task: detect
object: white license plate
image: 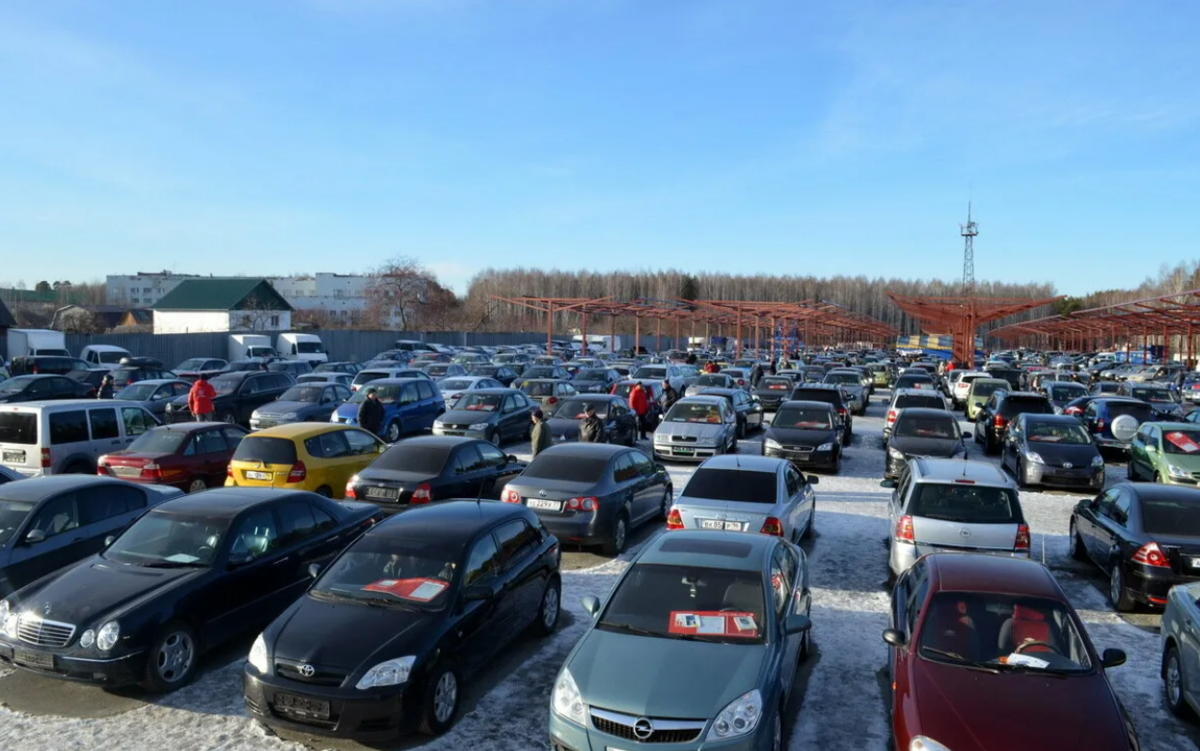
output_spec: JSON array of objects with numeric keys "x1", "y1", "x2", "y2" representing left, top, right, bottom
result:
[
  {"x1": 701, "y1": 519, "x2": 743, "y2": 531},
  {"x1": 673, "y1": 447, "x2": 695, "y2": 455},
  {"x1": 2, "y1": 450, "x2": 25, "y2": 464},
  {"x1": 1190, "y1": 558, "x2": 1200, "y2": 570},
  {"x1": 527, "y1": 499, "x2": 563, "y2": 511},
  {"x1": 365, "y1": 487, "x2": 397, "y2": 500},
  {"x1": 111, "y1": 466, "x2": 142, "y2": 478},
  {"x1": 245, "y1": 470, "x2": 272, "y2": 481}
]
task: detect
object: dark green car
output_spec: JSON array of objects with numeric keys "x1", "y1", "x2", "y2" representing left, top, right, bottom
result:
[
  {"x1": 1128, "y1": 421, "x2": 1200, "y2": 485},
  {"x1": 549, "y1": 531, "x2": 812, "y2": 751}
]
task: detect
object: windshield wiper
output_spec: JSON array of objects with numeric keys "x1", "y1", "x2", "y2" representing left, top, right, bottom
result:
[
  {"x1": 920, "y1": 646, "x2": 1000, "y2": 674},
  {"x1": 141, "y1": 560, "x2": 205, "y2": 569},
  {"x1": 598, "y1": 621, "x2": 687, "y2": 639}
]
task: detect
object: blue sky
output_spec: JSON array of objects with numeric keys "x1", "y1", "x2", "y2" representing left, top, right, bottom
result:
[{"x1": 1, "y1": 0, "x2": 1197, "y2": 296}]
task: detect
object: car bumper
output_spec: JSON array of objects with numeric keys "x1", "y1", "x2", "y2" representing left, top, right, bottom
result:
[
  {"x1": 763, "y1": 446, "x2": 836, "y2": 468},
  {"x1": 1093, "y1": 437, "x2": 1131, "y2": 450},
  {"x1": 539, "y1": 513, "x2": 609, "y2": 546},
  {"x1": 1022, "y1": 463, "x2": 1105, "y2": 488},
  {"x1": 1125, "y1": 565, "x2": 1200, "y2": 606},
  {"x1": 549, "y1": 712, "x2": 773, "y2": 751},
  {"x1": 755, "y1": 396, "x2": 786, "y2": 411},
  {"x1": 431, "y1": 426, "x2": 490, "y2": 440},
  {"x1": 890, "y1": 541, "x2": 1029, "y2": 576},
  {"x1": 0, "y1": 641, "x2": 146, "y2": 686},
  {"x1": 243, "y1": 669, "x2": 412, "y2": 741},
  {"x1": 653, "y1": 443, "x2": 720, "y2": 462}
]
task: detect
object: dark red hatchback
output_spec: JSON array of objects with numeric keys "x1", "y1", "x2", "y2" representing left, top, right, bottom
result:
[
  {"x1": 97, "y1": 422, "x2": 248, "y2": 493},
  {"x1": 882, "y1": 554, "x2": 1138, "y2": 751}
]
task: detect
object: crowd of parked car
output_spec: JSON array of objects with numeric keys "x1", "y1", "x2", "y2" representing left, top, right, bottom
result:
[{"x1": 1, "y1": 339, "x2": 1200, "y2": 747}]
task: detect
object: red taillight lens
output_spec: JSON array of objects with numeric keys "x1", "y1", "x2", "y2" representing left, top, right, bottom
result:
[
  {"x1": 502, "y1": 487, "x2": 521, "y2": 504},
  {"x1": 993, "y1": 414, "x2": 1008, "y2": 428},
  {"x1": 547, "y1": 397, "x2": 558, "y2": 404},
  {"x1": 1096, "y1": 419, "x2": 1105, "y2": 432},
  {"x1": 1132, "y1": 541, "x2": 1169, "y2": 567},
  {"x1": 41, "y1": 448, "x2": 51, "y2": 469},
  {"x1": 666, "y1": 507, "x2": 684, "y2": 530},
  {"x1": 760, "y1": 517, "x2": 784, "y2": 536},
  {"x1": 566, "y1": 496, "x2": 598, "y2": 511},
  {"x1": 737, "y1": 379, "x2": 745, "y2": 386},
  {"x1": 344, "y1": 478, "x2": 358, "y2": 500},
  {"x1": 1015, "y1": 523, "x2": 1031, "y2": 552},
  {"x1": 141, "y1": 462, "x2": 163, "y2": 480},
  {"x1": 286, "y1": 461, "x2": 307, "y2": 483},
  {"x1": 97, "y1": 458, "x2": 109, "y2": 476},
  {"x1": 886, "y1": 409, "x2": 897, "y2": 424},
  {"x1": 411, "y1": 482, "x2": 433, "y2": 504},
  {"x1": 894, "y1": 515, "x2": 915, "y2": 542},
  {"x1": 838, "y1": 408, "x2": 847, "y2": 416}
]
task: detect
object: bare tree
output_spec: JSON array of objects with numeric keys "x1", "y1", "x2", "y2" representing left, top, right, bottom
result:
[{"x1": 362, "y1": 256, "x2": 435, "y2": 330}]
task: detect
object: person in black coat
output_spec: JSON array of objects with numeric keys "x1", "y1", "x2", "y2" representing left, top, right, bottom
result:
[
  {"x1": 357, "y1": 388, "x2": 386, "y2": 438},
  {"x1": 97, "y1": 374, "x2": 115, "y2": 399}
]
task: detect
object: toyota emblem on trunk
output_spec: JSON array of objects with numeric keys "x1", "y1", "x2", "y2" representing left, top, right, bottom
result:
[
  {"x1": 299, "y1": 664, "x2": 315, "y2": 677},
  {"x1": 1062, "y1": 462, "x2": 1073, "y2": 469},
  {"x1": 633, "y1": 718, "x2": 654, "y2": 739}
]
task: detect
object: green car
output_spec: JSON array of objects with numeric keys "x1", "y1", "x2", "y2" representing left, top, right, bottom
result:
[
  {"x1": 868, "y1": 364, "x2": 892, "y2": 387},
  {"x1": 1128, "y1": 421, "x2": 1200, "y2": 485},
  {"x1": 965, "y1": 377, "x2": 1009, "y2": 420},
  {"x1": 549, "y1": 531, "x2": 812, "y2": 751}
]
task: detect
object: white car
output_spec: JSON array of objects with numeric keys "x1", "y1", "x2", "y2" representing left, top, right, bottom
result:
[
  {"x1": 438, "y1": 376, "x2": 505, "y2": 409},
  {"x1": 950, "y1": 370, "x2": 989, "y2": 408}
]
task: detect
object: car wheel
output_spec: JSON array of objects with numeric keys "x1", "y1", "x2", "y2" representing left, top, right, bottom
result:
[
  {"x1": 798, "y1": 619, "x2": 812, "y2": 663},
  {"x1": 802, "y1": 503, "x2": 816, "y2": 539},
  {"x1": 531, "y1": 577, "x2": 561, "y2": 636},
  {"x1": 603, "y1": 511, "x2": 629, "y2": 557},
  {"x1": 657, "y1": 485, "x2": 672, "y2": 520},
  {"x1": 418, "y1": 662, "x2": 461, "y2": 736},
  {"x1": 769, "y1": 709, "x2": 784, "y2": 751},
  {"x1": 219, "y1": 411, "x2": 237, "y2": 425},
  {"x1": 141, "y1": 621, "x2": 198, "y2": 692},
  {"x1": 187, "y1": 478, "x2": 207, "y2": 494},
  {"x1": 1109, "y1": 565, "x2": 1136, "y2": 612},
  {"x1": 1015, "y1": 459, "x2": 1029, "y2": 489},
  {"x1": 385, "y1": 420, "x2": 402, "y2": 443},
  {"x1": 1165, "y1": 646, "x2": 1192, "y2": 718},
  {"x1": 65, "y1": 461, "x2": 92, "y2": 475},
  {"x1": 1154, "y1": 472, "x2": 1163, "y2": 484},
  {"x1": 1069, "y1": 521, "x2": 1087, "y2": 562},
  {"x1": 487, "y1": 428, "x2": 501, "y2": 447},
  {"x1": 315, "y1": 485, "x2": 333, "y2": 498},
  {"x1": 737, "y1": 420, "x2": 746, "y2": 440}
]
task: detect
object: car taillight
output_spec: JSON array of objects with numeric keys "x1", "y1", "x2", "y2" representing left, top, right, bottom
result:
[
  {"x1": 838, "y1": 408, "x2": 847, "y2": 417},
  {"x1": 141, "y1": 462, "x2": 163, "y2": 480},
  {"x1": 993, "y1": 414, "x2": 1008, "y2": 427},
  {"x1": 411, "y1": 482, "x2": 433, "y2": 504},
  {"x1": 97, "y1": 457, "x2": 109, "y2": 476},
  {"x1": 502, "y1": 487, "x2": 521, "y2": 504},
  {"x1": 226, "y1": 466, "x2": 233, "y2": 478},
  {"x1": 1096, "y1": 418, "x2": 1105, "y2": 432},
  {"x1": 1015, "y1": 523, "x2": 1031, "y2": 552},
  {"x1": 894, "y1": 515, "x2": 914, "y2": 542},
  {"x1": 567, "y1": 496, "x2": 598, "y2": 511},
  {"x1": 886, "y1": 409, "x2": 897, "y2": 424},
  {"x1": 1132, "y1": 541, "x2": 1169, "y2": 567},
  {"x1": 547, "y1": 397, "x2": 558, "y2": 404},
  {"x1": 760, "y1": 517, "x2": 784, "y2": 536},
  {"x1": 737, "y1": 379, "x2": 745, "y2": 386},
  {"x1": 345, "y1": 476, "x2": 358, "y2": 499},
  {"x1": 666, "y1": 507, "x2": 684, "y2": 530},
  {"x1": 286, "y1": 461, "x2": 307, "y2": 483},
  {"x1": 41, "y1": 448, "x2": 51, "y2": 468}
]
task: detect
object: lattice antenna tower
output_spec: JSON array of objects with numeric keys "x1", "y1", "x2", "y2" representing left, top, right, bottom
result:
[{"x1": 960, "y1": 202, "x2": 978, "y2": 296}]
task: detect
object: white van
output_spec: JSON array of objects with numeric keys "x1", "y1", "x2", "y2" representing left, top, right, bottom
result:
[
  {"x1": 0, "y1": 400, "x2": 159, "y2": 477},
  {"x1": 80, "y1": 344, "x2": 133, "y2": 371},
  {"x1": 276, "y1": 333, "x2": 329, "y2": 364}
]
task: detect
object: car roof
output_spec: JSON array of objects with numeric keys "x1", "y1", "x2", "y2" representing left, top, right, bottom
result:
[
  {"x1": 537, "y1": 442, "x2": 627, "y2": 458},
  {"x1": 1017, "y1": 414, "x2": 1087, "y2": 425},
  {"x1": 0, "y1": 475, "x2": 137, "y2": 502},
  {"x1": 697, "y1": 454, "x2": 782, "y2": 473},
  {"x1": 366, "y1": 377, "x2": 429, "y2": 386},
  {"x1": 3, "y1": 398, "x2": 107, "y2": 410},
  {"x1": 368, "y1": 500, "x2": 532, "y2": 543},
  {"x1": 674, "y1": 395, "x2": 726, "y2": 405},
  {"x1": 1145, "y1": 421, "x2": 1197, "y2": 431},
  {"x1": 152, "y1": 487, "x2": 318, "y2": 518},
  {"x1": 891, "y1": 388, "x2": 942, "y2": 398},
  {"x1": 777, "y1": 399, "x2": 834, "y2": 411},
  {"x1": 125, "y1": 378, "x2": 188, "y2": 386},
  {"x1": 928, "y1": 553, "x2": 1061, "y2": 598},
  {"x1": 791, "y1": 383, "x2": 840, "y2": 391},
  {"x1": 1126, "y1": 482, "x2": 1200, "y2": 503},
  {"x1": 392, "y1": 435, "x2": 486, "y2": 449},
  {"x1": 638, "y1": 530, "x2": 772, "y2": 572},
  {"x1": 912, "y1": 458, "x2": 1011, "y2": 485},
  {"x1": 249, "y1": 423, "x2": 363, "y2": 440},
  {"x1": 697, "y1": 387, "x2": 738, "y2": 396}
]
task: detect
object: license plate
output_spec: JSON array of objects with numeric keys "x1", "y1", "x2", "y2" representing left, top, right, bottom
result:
[
  {"x1": 673, "y1": 447, "x2": 695, "y2": 456},
  {"x1": 14, "y1": 649, "x2": 54, "y2": 670},
  {"x1": 442, "y1": 431, "x2": 464, "y2": 436},
  {"x1": 274, "y1": 692, "x2": 331, "y2": 720},
  {"x1": 527, "y1": 499, "x2": 563, "y2": 511},
  {"x1": 111, "y1": 466, "x2": 142, "y2": 478},
  {"x1": 1, "y1": 450, "x2": 24, "y2": 464},
  {"x1": 701, "y1": 519, "x2": 743, "y2": 531},
  {"x1": 364, "y1": 486, "x2": 397, "y2": 500},
  {"x1": 1190, "y1": 558, "x2": 1200, "y2": 570},
  {"x1": 245, "y1": 470, "x2": 272, "y2": 481}
]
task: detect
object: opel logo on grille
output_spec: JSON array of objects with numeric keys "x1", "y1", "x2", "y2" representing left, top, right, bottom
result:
[
  {"x1": 298, "y1": 664, "x2": 315, "y2": 677},
  {"x1": 1062, "y1": 462, "x2": 1073, "y2": 469},
  {"x1": 959, "y1": 528, "x2": 971, "y2": 539},
  {"x1": 633, "y1": 718, "x2": 654, "y2": 739}
]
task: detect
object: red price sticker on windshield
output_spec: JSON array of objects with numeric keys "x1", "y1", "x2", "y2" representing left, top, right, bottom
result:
[
  {"x1": 1165, "y1": 432, "x2": 1200, "y2": 454},
  {"x1": 363, "y1": 578, "x2": 448, "y2": 601},
  {"x1": 669, "y1": 611, "x2": 758, "y2": 638}
]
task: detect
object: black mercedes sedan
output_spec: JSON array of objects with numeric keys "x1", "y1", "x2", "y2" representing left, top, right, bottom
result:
[
  {"x1": 1070, "y1": 483, "x2": 1200, "y2": 612},
  {"x1": 544, "y1": 395, "x2": 638, "y2": 446},
  {"x1": 0, "y1": 488, "x2": 382, "y2": 691},
  {"x1": 244, "y1": 501, "x2": 561, "y2": 740},
  {"x1": 345, "y1": 436, "x2": 526, "y2": 510},
  {"x1": 1000, "y1": 413, "x2": 1104, "y2": 490},
  {"x1": 762, "y1": 400, "x2": 842, "y2": 472},
  {"x1": 884, "y1": 407, "x2": 967, "y2": 480}
]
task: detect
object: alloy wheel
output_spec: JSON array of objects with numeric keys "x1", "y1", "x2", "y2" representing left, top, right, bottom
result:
[
  {"x1": 541, "y1": 584, "x2": 560, "y2": 631},
  {"x1": 613, "y1": 517, "x2": 627, "y2": 553},
  {"x1": 156, "y1": 631, "x2": 195, "y2": 684},
  {"x1": 433, "y1": 670, "x2": 458, "y2": 724},
  {"x1": 1167, "y1": 650, "x2": 1184, "y2": 710},
  {"x1": 187, "y1": 478, "x2": 207, "y2": 494}
]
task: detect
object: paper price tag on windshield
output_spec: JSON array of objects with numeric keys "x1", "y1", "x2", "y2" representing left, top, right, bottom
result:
[
  {"x1": 363, "y1": 578, "x2": 448, "y2": 601},
  {"x1": 669, "y1": 611, "x2": 757, "y2": 638},
  {"x1": 1000, "y1": 653, "x2": 1050, "y2": 669},
  {"x1": 1166, "y1": 432, "x2": 1200, "y2": 453}
]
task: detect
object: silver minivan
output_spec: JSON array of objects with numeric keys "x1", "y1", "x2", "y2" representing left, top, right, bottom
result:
[
  {"x1": 668, "y1": 454, "x2": 817, "y2": 541},
  {"x1": 0, "y1": 400, "x2": 159, "y2": 477},
  {"x1": 882, "y1": 457, "x2": 1029, "y2": 579}
]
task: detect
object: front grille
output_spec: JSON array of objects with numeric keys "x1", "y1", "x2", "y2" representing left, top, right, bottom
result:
[
  {"x1": 275, "y1": 661, "x2": 348, "y2": 687},
  {"x1": 672, "y1": 435, "x2": 698, "y2": 443},
  {"x1": 17, "y1": 615, "x2": 76, "y2": 648},
  {"x1": 785, "y1": 445, "x2": 814, "y2": 452},
  {"x1": 590, "y1": 707, "x2": 705, "y2": 744}
]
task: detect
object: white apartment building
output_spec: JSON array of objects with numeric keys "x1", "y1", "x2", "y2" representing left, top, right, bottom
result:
[
  {"x1": 268, "y1": 273, "x2": 373, "y2": 321},
  {"x1": 106, "y1": 272, "x2": 198, "y2": 307}
]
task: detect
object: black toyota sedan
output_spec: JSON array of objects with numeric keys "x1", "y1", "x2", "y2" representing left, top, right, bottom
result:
[
  {"x1": 543, "y1": 395, "x2": 638, "y2": 446},
  {"x1": 501, "y1": 443, "x2": 671, "y2": 555},
  {"x1": 243, "y1": 501, "x2": 561, "y2": 740},
  {"x1": 884, "y1": 407, "x2": 967, "y2": 480},
  {"x1": 1070, "y1": 483, "x2": 1200, "y2": 611},
  {"x1": 346, "y1": 436, "x2": 526, "y2": 510},
  {"x1": 0, "y1": 488, "x2": 382, "y2": 690},
  {"x1": 761, "y1": 400, "x2": 842, "y2": 472},
  {"x1": 1000, "y1": 413, "x2": 1104, "y2": 490}
]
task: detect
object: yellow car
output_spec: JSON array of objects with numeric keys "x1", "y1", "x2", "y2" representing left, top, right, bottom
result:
[
  {"x1": 964, "y1": 377, "x2": 1010, "y2": 421},
  {"x1": 225, "y1": 423, "x2": 386, "y2": 499}
]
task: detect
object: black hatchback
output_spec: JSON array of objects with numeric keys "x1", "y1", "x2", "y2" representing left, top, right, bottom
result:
[
  {"x1": 789, "y1": 384, "x2": 853, "y2": 444},
  {"x1": 243, "y1": 501, "x2": 561, "y2": 740}
]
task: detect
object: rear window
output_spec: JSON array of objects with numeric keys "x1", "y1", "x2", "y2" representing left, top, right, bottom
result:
[
  {"x1": 232, "y1": 437, "x2": 298, "y2": 466},
  {"x1": 522, "y1": 382, "x2": 556, "y2": 396},
  {"x1": 373, "y1": 444, "x2": 449, "y2": 473},
  {"x1": 128, "y1": 430, "x2": 189, "y2": 454},
  {"x1": 971, "y1": 382, "x2": 1003, "y2": 398},
  {"x1": 894, "y1": 415, "x2": 959, "y2": 439},
  {"x1": 999, "y1": 397, "x2": 1052, "y2": 417},
  {"x1": 523, "y1": 453, "x2": 609, "y2": 483},
  {"x1": 1141, "y1": 497, "x2": 1200, "y2": 536},
  {"x1": 791, "y1": 389, "x2": 836, "y2": 405},
  {"x1": 1107, "y1": 402, "x2": 1152, "y2": 421},
  {"x1": 683, "y1": 468, "x2": 777, "y2": 503},
  {"x1": 439, "y1": 379, "x2": 473, "y2": 390},
  {"x1": 0, "y1": 413, "x2": 38, "y2": 445},
  {"x1": 895, "y1": 395, "x2": 944, "y2": 410},
  {"x1": 759, "y1": 378, "x2": 792, "y2": 390},
  {"x1": 908, "y1": 483, "x2": 1022, "y2": 524}
]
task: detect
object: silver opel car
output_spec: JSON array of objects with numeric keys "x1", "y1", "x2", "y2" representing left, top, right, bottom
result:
[
  {"x1": 668, "y1": 455, "x2": 816, "y2": 542},
  {"x1": 652, "y1": 395, "x2": 739, "y2": 462}
]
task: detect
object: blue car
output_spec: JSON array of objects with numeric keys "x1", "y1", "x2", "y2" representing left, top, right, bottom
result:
[
  {"x1": 1079, "y1": 397, "x2": 1154, "y2": 451},
  {"x1": 331, "y1": 377, "x2": 445, "y2": 443}
]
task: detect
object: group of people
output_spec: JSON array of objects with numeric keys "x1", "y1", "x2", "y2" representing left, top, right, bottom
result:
[{"x1": 528, "y1": 379, "x2": 680, "y2": 457}]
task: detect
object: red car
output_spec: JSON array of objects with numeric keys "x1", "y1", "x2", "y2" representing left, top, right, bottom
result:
[
  {"x1": 883, "y1": 554, "x2": 1139, "y2": 751},
  {"x1": 97, "y1": 422, "x2": 248, "y2": 493}
]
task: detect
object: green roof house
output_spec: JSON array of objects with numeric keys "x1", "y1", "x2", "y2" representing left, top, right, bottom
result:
[{"x1": 151, "y1": 278, "x2": 293, "y2": 334}]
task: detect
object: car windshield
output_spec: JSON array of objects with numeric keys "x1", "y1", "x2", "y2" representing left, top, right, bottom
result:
[
  {"x1": 94, "y1": 351, "x2": 126, "y2": 364},
  {"x1": 521, "y1": 381, "x2": 557, "y2": 396},
  {"x1": 440, "y1": 379, "x2": 474, "y2": 391},
  {"x1": 555, "y1": 399, "x2": 607, "y2": 419},
  {"x1": 694, "y1": 375, "x2": 728, "y2": 387},
  {"x1": 1048, "y1": 385, "x2": 1087, "y2": 401},
  {"x1": 760, "y1": 377, "x2": 792, "y2": 391},
  {"x1": 175, "y1": 358, "x2": 209, "y2": 371},
  {"x1": 116, "y1": 383, "x2": 159, "y2": 401},
  {"x1": 425, "y1": 365, "x2": 450, "y2": 377},
  {"x1": 456, "y1": 394, "x2": 502, "y2": 412},
  {"x1": 909, "y1": 483, "x2": 1022, "y2": 524},
  {"x1": 1131, "y1": 388, "x2": 1177, "y2": 403},
  {"x1": 773, "y1": 407, "x2": 833, "y2": 429},
  {"x1": 665, "y1": 402, "x2": 723, "y2": 423},
  {"x1": 523, "y1": 452, "x2": 609, "y2": 483},
  {"x1": 311, "y1": 535, "x2": 456, "y2": 610},
  {"x1": 349, "y1": 384, "x2": 401, "y2": 404},
  {"x1": 1025, "y1": 422, "x2": 1091, "y2": 444},
  {"x1": 0, "y1": 377, "x2": 33, "y2": 395},
  {"x1": 1162, "y1": 430, "x2": 1200, "y2": 456},
  {"x1": 127, "y1": 429, "x2": 190, "y2": 454},
  {"x1": 825, "y1": 373, "x2": 859, "y2": 385},
  {"x1": 295, "y1": 342, "x2": 324, "y2": 354},
  {"x1": 279, "y1": 386, "x2": 324, "y2": 403},
  {"x1": 918, "y1": 593, "x2": 1092, "y2": 674},
  {"x1": 683, "y1": 468, "x2": 778, "y2": 503},
  {"x1": 372, "y1": 444, "x2": 449, "y2": 473},
  {"x1": 598, "y1": 563, "x2": 766, "y2": 644},
  {"x1": 103, "y1": 511, "x2": 228, "y2": 567},
  {"x1": 894, "y1": 417, "x2": 959, "y2": 439},
  {"x1": 971, "y1": 382, "x2": 1004, "y2": 398},
  {"x1": 209, "y1": 376, "x2": 241, "y2": 396},
  {"x1": 0, "y1": 499, "x2": 34, "y2": 546},
  {"x1": 575, "y1": 370, "x2": 610, "y2": 381}
]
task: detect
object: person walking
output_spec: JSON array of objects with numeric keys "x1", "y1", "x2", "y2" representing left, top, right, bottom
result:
[
  {"x1": 661, "y1": 379, "x2": 679, "y2": 412},
  {"x1": 703, "y1": 360, "x2": 720, "y2": 374},
  {"x1": 530, "y1": 409, "x2": 552, "y2": 458},
  {"x1": 97, "y1": 374, "x2": 115, "y2": 399},
  {"x1": 579, "y1": 404, "x2": 605, "y2": 443},
  {"x1": 358, "y1": 387, "x2": 386, "y2": 439},
  {"x1": 188, "y1": 375, "x2": 216, "y2": 422},
  {"x1": 630, "y1": 382, "x2": 650, "y2": 441}
]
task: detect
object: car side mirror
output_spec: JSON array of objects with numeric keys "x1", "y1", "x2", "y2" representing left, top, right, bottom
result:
[
  {"x1": 104, "y1": 535, "x2": 116, "y2": 547},
  {"x1": 784, "y1": 613, "x2": 812, "y2": 635},
  {"x1": 464, "y1": 582, "x2": 499, "y2": 602},
  {"x1": 23, "y1": 529, "x2": 46, "y2": 545},
  {"x1": 581, "y1": 595, "x2": 602, "y2": 617},
  {"x1": 307, "y1": 562, "x2": 324, "y2": 579},
  {"x1": 882, "y1": 628, "x2": 908, "y2": 647},
  {"x1": 807, "y1": 476, "x2": 819, "y2": 486},
  {"x1": 1101, "y1": 648, "x2": 1126, "y2": 668},
  {"x1": 506, "y1": 455, "x2": 518, "y2": 463},
  {"x1": 227, "y1": 552, "x2": 253, "y2": 568},
  {"x1": 879, "y1": 479, "x2": 897, "y2": 489}
]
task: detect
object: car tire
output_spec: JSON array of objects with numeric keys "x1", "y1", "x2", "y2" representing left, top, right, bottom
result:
[
  {"x1": 1069, "y1": 521, "x2": 1087, "y2": 562},
  {"x1": 1015, "y1": 459, "x2": 1030, "y2": 489},
  {"x1": 737, "y1": 420, "x2": 746, "y2": 440},
  {"x1": 385, "y1": 420, "x2": 402, "y2": 443},
  {"x1": 1165, "y1": 645, "x2": 1192, "y2": 718},
  {"x1": 657, "y1": 485, "x2": 672, "y2": 520},
  {"x1": 65, "y1": 461, "x2": 92, "y2": 475},
  {"x1": 1109, "y1": 565, "x2": 1136, "y2": 613},
  {"x1": 219, "y1": 411, "x2": 238, "y2": 425},
  {"x1": 418, "y1": 661, "x2": 461, "y2": 736},
  {"x1": 531, "y1": 577, "x2": 561, "y2": 637},
  {"x1": 1127, "y1": 461, "x2": 1140, "y2": 481},
  {"x1": 603, "y1": 511, "x2": 629, "y2": 557},
  {"x1": 769, "y1": 708, "x2": 784, "y2": 751},
  {"x1": 487, "y1": 428, "x2": 501, "y2": 447},
  {"x1": 315, "y1": 485, "x2": 332, "y2": 498},
  {"x1": 1154, "y1": 472, "x2": 1163, "y2": 484},
  {"x1": 141, "y1": 621, "x2": 199, "y2": 693},
  {"x1": 802, "y1": 502, "x2": 816, "y2": 539},
  {"x1": 187, "y1": 478, "x2": 207, "y2": 494}
]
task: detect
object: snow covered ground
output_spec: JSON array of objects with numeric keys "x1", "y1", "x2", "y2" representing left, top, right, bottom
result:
[{"x1": 1, "y1": 392, "x2": 1198, "y2": 751}]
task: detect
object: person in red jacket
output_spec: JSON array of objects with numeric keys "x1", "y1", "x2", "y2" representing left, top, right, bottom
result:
[
  {"x1": 630, "y1": 382, "x2": 651, "y2": 441},
  {"x1": 188, "y1": 375, "x2": 217, "y2": 422},
  {"x1": 703, "y1": 361, "x2": 720, "y2": 374}
]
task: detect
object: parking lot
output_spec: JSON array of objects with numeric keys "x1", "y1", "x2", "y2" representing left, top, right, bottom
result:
[{"x1": 0, "y1": 390, "x2": 1198, "y2": 751}]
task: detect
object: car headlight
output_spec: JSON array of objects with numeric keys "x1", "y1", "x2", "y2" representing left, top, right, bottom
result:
[
  {"x1": 1024, "y1": 450, "x2": 1045, "y2": 464},
  {"x1": 551, "y1": 668, "x2": 587, "y2": 725},
  {"x1": 248, "y1": 633, "x2": 270, "y2": 673},
  {"x1": 433, "y1": 420, "x2": 444, "y2": 428},
  {"x1": 356, "y1": 655, "x2": 416, "y2": 690},
  {"x1": 888, "y1": 446, "x2": 906, "y2": 460},
  {"x1": 1169, "y1": 465, "x2": 1192, "y2": 479},
  {"x1": 707, "y1": 688, "x2": 762, "y2": 740},
  {"x1": 96, "y1": 620, "x2": 120, "y2": 651},
  {"x1": 764, "y1": 438, "x2": 782, "y2": 450},
  {"x1": 695, "y1": 437, "x2": 716, "y2": 446},
  {"x1": 911, "y1": 737, "x2": 954, "y2": 751},
  {"x1": 80, "y1": 629, "x2": 95, "y2": 648},
  {"x1": 818, "y1": 442, "x2": 835, "y2": 451},
  {"x1": 469, "y1": 422, "x2": 490, "y2": 431},
  {"x1": 1091, "y1": 454, "x2": 1105, "y2": 468}
]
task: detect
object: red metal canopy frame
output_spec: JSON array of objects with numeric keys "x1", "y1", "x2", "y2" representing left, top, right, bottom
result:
[{"x1": 887, "y1": 294, "x2": 1063, "y2": 368}]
